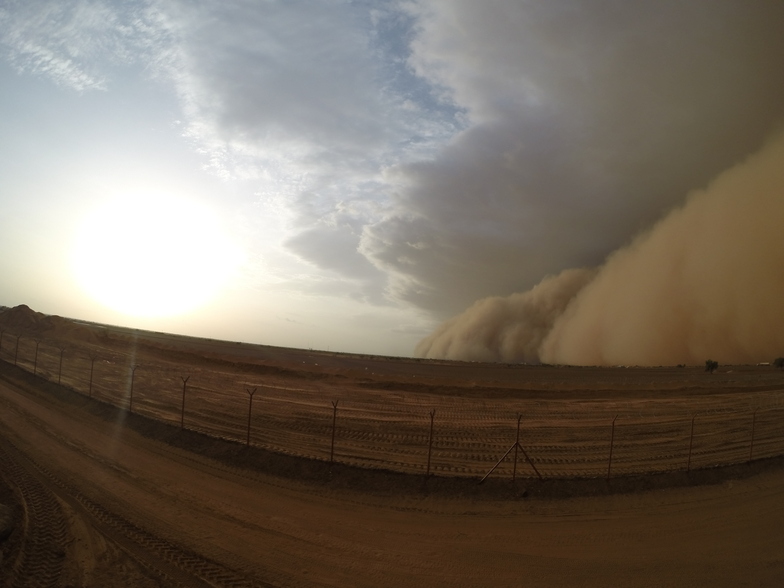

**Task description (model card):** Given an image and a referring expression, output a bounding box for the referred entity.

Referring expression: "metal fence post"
[330,400,339,467]
[246,387,257,447]
[687,414,696,472]
[33,339,40,376]
[426,409,436,476]
[58,347,65,384]
[480,416,543,484]
[129,365,138,413]
[88,354,98,398]
[607,414,618,481]
[180,376,190,429]
[512,414,522,484]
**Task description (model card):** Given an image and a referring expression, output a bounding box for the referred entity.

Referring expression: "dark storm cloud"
[365,0,784,318]
[411,1,784,364]
[425,130,784,365]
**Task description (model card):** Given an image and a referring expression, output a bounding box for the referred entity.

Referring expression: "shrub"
[705,359,719,373]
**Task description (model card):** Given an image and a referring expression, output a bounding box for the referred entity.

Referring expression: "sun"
[72,192,242,318]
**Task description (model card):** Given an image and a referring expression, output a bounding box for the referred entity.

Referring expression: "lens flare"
[72,192,242,318]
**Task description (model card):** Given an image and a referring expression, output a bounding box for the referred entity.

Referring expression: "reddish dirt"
[4,315,784,480]
[1,306,784,585]
[1,369,784,586]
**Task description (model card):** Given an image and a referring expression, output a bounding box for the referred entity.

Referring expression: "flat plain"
[1,305,784,586]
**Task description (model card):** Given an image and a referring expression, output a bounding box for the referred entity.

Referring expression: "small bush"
[774,357,784,370]
[705,359,719,373]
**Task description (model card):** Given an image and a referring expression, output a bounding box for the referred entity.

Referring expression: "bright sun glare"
[72,192,242,318]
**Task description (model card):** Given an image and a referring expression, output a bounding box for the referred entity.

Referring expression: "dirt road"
[2,376,784,587]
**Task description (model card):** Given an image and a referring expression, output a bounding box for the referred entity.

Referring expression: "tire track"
[0,441,66,588]
[0,435,266,588]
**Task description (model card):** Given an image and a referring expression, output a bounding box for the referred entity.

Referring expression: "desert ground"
[1,304,784,586]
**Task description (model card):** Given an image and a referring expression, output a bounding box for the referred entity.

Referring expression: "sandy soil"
[1,368,784,587]
[0,307,783,586]
[2,309,784,481]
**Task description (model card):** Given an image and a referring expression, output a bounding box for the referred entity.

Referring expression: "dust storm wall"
[418,131,784,365]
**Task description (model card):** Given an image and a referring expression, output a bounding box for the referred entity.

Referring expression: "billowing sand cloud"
[541,131,784,366]
[415,267,596,363]
[364,0,784,318]
[420,130,784,365]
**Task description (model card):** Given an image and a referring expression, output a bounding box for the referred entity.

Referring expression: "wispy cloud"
[137,1,461,301]
[0,0,155,91]
[147,1,458,174]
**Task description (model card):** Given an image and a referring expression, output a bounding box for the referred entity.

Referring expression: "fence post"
[58,347,65,384]
[607,414,618,481]
[512,414,522,484]
[480,419,543,484]
[330,400,339,468]
[88,354,98,398]
[480,444,517,484]
[129,365,138,413]
[426,409,436,476]
[33,339,40,376]
[180,376,190,429]
[246,387,257,447]
[687,414,696,472]
[748,409,757,463]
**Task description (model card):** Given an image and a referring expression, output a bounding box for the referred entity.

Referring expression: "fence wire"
[2,332,783,480]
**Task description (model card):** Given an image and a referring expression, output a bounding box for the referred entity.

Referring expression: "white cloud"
[148,1,457,178]
[7,0,784,359]
[0,0,156,91]
[133,1,462,305]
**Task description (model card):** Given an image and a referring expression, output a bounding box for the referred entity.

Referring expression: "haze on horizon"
[2,1,783,363]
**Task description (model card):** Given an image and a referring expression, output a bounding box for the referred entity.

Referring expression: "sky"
[2,1,784,362]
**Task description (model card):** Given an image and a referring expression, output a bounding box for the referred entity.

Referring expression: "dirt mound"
[0,306,102,346]
[0,305,56,335]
